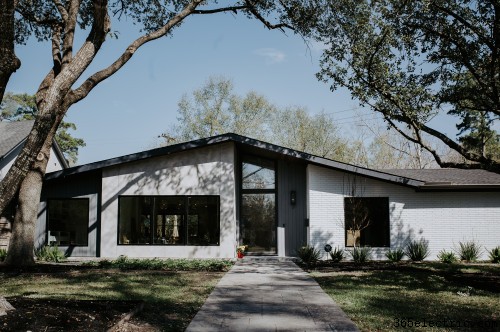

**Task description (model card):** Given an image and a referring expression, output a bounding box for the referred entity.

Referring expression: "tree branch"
[244,0,293,32]
[52,0,69,22]
[193,5,247,14]
[61,0,81,68]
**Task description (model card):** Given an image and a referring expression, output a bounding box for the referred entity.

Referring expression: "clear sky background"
[6,10,455,165]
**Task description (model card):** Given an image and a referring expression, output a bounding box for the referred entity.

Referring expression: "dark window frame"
[240,154,278,253]
[343,197,390,248]
[46,198,90,247]
[117,195,220,246]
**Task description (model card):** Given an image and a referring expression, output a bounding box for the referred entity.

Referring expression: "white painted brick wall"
[307,164,500,260]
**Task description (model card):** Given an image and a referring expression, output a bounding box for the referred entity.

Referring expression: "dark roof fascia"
[0,137,26,162]
[416,185,500,192]
[51,140,69,169]
[45,135,235,180]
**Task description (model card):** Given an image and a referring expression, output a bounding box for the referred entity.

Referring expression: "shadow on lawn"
[315,269,499,331]
[0,265,220,331]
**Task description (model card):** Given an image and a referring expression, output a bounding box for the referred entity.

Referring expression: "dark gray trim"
[44,133,500,190]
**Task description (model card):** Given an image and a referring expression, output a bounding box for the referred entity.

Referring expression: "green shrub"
[0,248,7,262]
[329,247,344,263]
[350,247,372,263]
[488,246,500,263]
[456,241,482,262]
[437,250,457,264]
[405,239,429,261]
[35,245,66,263]
[83,257,233,271]
[385,249,405,262]
[297,245,321,267]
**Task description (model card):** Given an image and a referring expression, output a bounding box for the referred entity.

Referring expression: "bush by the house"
[84,256,234,271]
[297,245,321,267]
[456,241,482,262]
[488,246,500,263]
[437,250,458,264]
[405,239,429,261]
[385,248,405,262]
[35,245,66,263]
[0,248,7,262]
[350,247,372,263]
[329,247,344,263]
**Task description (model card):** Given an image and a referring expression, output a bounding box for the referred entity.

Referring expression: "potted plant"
[236,245,246,259]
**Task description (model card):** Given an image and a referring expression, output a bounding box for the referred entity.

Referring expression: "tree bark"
[0,0,21,103]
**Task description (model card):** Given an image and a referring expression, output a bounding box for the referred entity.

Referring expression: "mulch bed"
[0,297,142,332]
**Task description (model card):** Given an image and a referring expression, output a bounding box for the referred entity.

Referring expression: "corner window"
[118,196,220,246]
[47,199,89,246]
[344,197,389,247]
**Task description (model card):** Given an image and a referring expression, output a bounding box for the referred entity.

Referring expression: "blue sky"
[7,10,454,165]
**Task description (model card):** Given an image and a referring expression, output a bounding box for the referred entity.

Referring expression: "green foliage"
[488,246,500,264]
[35,245,66,263]
[0,92,85,164]
[329,247,344,263]
[437,250,457,264]
[297,245,321,267]
[83,256,233,271]
[405,240,429,262]
[385,249,405,262]
[0,248,7,262]
[163,76,353,162]
[456,241,482,262]
[313,0,500,170]
[350,247,372,263]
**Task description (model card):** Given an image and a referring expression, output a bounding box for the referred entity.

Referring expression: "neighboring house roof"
[44,133,500,191]
[0,120,69,168]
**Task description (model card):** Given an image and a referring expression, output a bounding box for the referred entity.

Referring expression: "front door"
[240,156,276,254]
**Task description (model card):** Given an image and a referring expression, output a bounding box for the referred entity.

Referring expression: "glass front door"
[240,155,276,254]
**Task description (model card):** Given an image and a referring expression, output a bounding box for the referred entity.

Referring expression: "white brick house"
[38,134,500,260]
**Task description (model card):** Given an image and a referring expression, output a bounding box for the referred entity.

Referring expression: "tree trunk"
[0,0,21,103]
[4,115,60,266]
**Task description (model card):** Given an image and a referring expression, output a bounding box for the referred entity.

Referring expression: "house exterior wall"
[100,142,236,258]
[0,145,64,180]
[307,164,500,260]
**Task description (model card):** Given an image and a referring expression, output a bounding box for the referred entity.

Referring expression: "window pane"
[48,199,89,246]
[187,196,219,245]
[344,197,390,247]
[153,196,186,245]
[242,156,275,189]
[119,196,153,244]
[241,193,276,253]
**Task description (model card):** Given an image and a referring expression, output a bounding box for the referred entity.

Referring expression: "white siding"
[100,142,236,259]
[0,145,64,180]
[307,164,500,260]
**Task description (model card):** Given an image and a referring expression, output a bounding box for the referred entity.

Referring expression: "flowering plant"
[236,245,247,254]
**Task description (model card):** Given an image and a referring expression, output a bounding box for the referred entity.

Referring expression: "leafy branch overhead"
[313,0,500,171]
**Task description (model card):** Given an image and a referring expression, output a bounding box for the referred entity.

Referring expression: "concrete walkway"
[186,258,359,332]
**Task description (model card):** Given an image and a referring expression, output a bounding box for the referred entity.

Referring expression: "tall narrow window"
[47,199,89,246]
[240,156,276,254]
[344,197,390,247]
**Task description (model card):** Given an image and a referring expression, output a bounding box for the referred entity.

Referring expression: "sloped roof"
[0,120,68,168]
[44,133,500,191]
[0,120,35,158]
[382,169,500,186]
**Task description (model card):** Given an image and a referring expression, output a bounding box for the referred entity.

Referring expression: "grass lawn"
[0,264,226,331]
[311,262,500,332]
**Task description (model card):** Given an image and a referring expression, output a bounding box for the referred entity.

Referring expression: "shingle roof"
[380,169,500,186]
[0,120,35,159]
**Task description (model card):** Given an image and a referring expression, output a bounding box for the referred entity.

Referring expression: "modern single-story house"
[0,120,68,249]
[35,133,500,260]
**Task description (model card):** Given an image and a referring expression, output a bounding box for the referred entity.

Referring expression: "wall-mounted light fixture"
[290,190,296,205]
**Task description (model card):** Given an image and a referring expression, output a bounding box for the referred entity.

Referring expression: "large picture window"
[344,197,390,247]
[118,196,219,246]
[47,199,89,246]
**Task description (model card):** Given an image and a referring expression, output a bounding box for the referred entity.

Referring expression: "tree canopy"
[162,76,353,161]
[313,0,500,171]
